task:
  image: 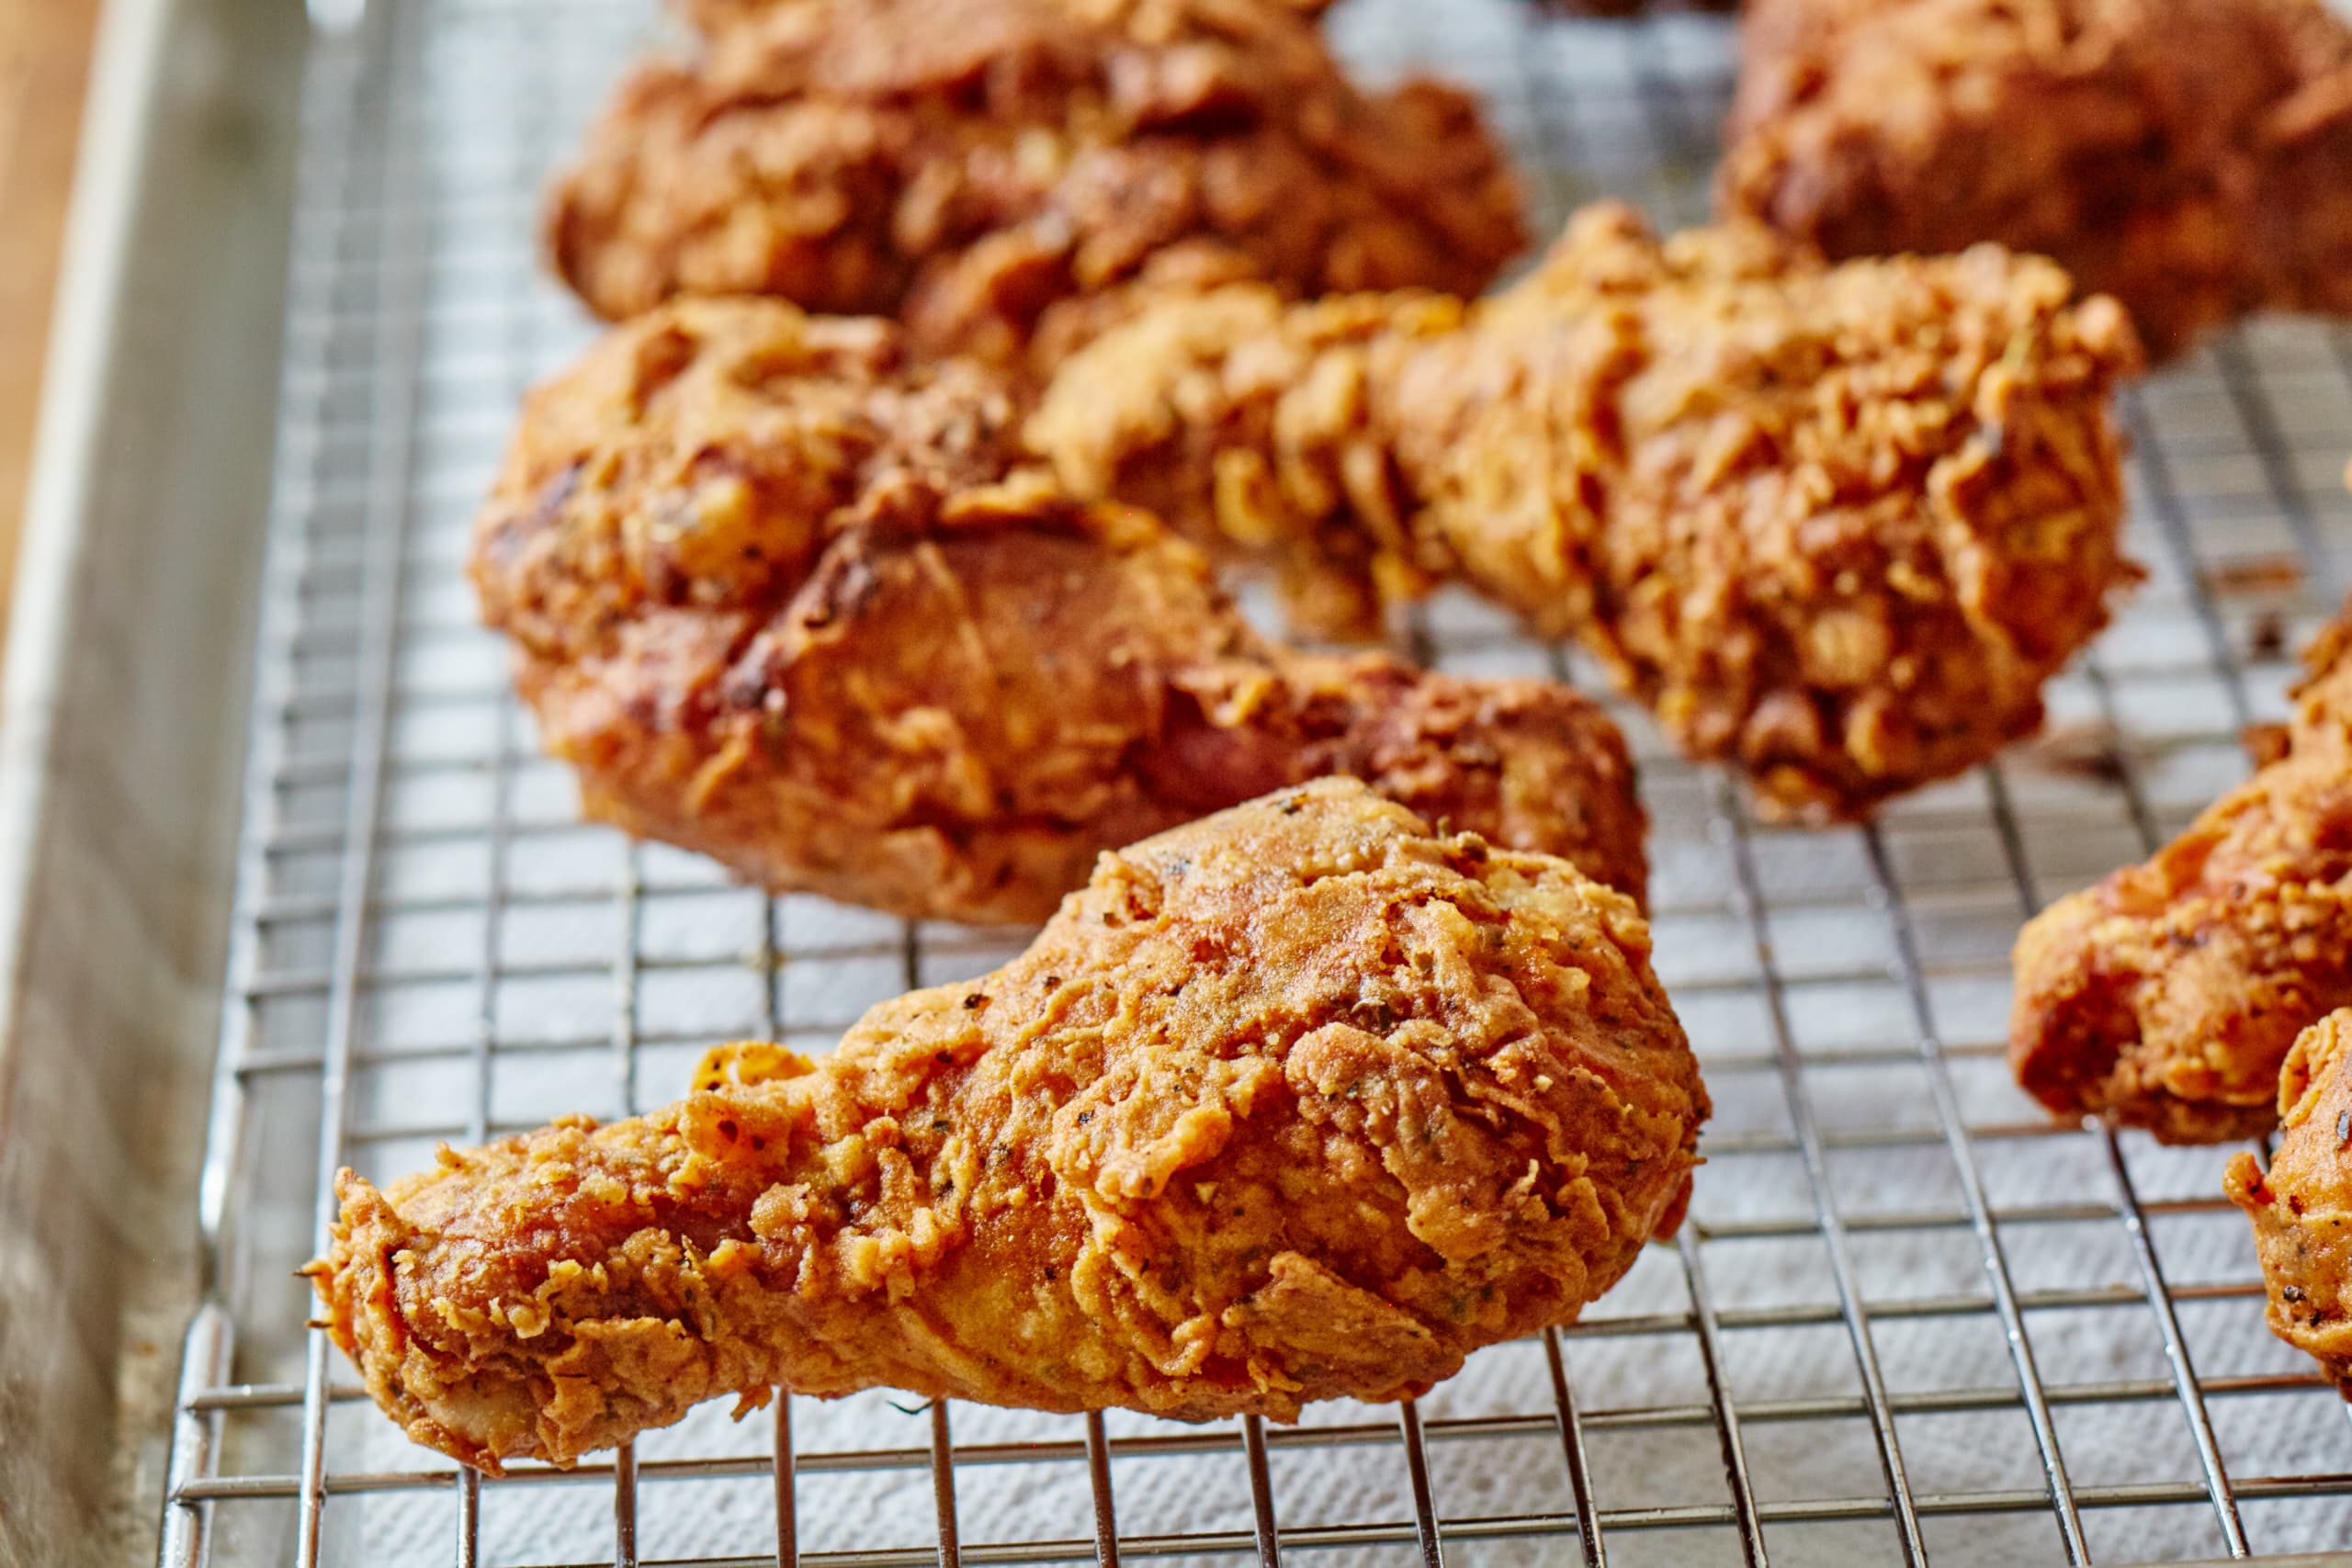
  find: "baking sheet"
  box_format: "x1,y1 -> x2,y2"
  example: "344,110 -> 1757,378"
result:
125,0 -> 2352,1563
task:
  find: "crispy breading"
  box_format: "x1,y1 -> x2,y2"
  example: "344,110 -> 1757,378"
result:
311,780 -> 1708,1471
472,299 -> 1646,924
544,0 -> 1527,373
1031,203 -> 2143,818
2011,608 -> 2352,1143
1719,0 -> 2352,363
2226,1008 -> 2352,1395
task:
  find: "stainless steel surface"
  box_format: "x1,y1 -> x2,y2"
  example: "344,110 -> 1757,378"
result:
0,0 -> 303,1562
103,0 -> 2352,1564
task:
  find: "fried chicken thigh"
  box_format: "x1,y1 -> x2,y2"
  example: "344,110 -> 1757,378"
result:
312,780 -> 1708,1470
473,299 -> 1646,925
1032,204 -> 2143,818
2012,609 -> 2352,1143
1719,0 -> 2352,364
545,0 -> 1527,372
2226,1009 -> 2352,1395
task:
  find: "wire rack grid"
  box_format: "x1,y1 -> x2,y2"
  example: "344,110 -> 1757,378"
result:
150,1 -> 2352,1565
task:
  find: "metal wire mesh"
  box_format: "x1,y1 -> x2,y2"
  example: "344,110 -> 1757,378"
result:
153,1 -> 2352,1564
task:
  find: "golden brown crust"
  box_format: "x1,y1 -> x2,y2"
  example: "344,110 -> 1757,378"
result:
1031,204 -> 2143,818
2012,610 -> 2352,1142
311,780 -> 1708,1470
544,0 -> 1528,372
2226,1009 -> 2352,1394
473,299 -> 1646,923
1719,0 -> 2352,363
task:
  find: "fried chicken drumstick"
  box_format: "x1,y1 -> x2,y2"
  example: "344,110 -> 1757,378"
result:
546,0 -> 1527,372
473,299 -> 1646,925
311,780 -> 1708,1470
2226,1009 -> 2352,1396
2011,607 -> 2352,1143
1719,0 -> 2352,364
1032,204 -> 2143,818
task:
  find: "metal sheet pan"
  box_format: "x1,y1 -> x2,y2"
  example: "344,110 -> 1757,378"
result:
0,0 -> 301,1562
6,0 -> 2352,1564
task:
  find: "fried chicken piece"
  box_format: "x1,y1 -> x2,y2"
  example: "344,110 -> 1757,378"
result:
473,299 -> 1646,925
2226,1009 -> 2352,1395
1719,0 -> 2352,364
544,0 -> 1527,374
1031,203 -> 2143,818
2011,609 -> 2352,1143
311,779 -> 1707,1470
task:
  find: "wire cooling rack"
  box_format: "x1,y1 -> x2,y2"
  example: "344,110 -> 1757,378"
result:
153,1 -> 2352,1564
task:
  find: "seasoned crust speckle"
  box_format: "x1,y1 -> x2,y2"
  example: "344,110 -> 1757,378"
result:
312,780 -> 1707,1470
472,298 -> 1648,924
2226,1008 -> 2352,1394
545,0 -> 1528,372
2012,606 -> 2352,1143
1719,0 -> 2352,363
1032,204 -> 2143,818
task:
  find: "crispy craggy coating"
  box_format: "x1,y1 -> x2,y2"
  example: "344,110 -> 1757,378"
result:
1031,204 -> 2143,818
544,0 -> 1527,373
473,299 -> 1646,924
2011,610 -> 2352,1143
1719,0 -> 2352,364
2226,1009 -> 2352,1395
311,780 -> 1707,1470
